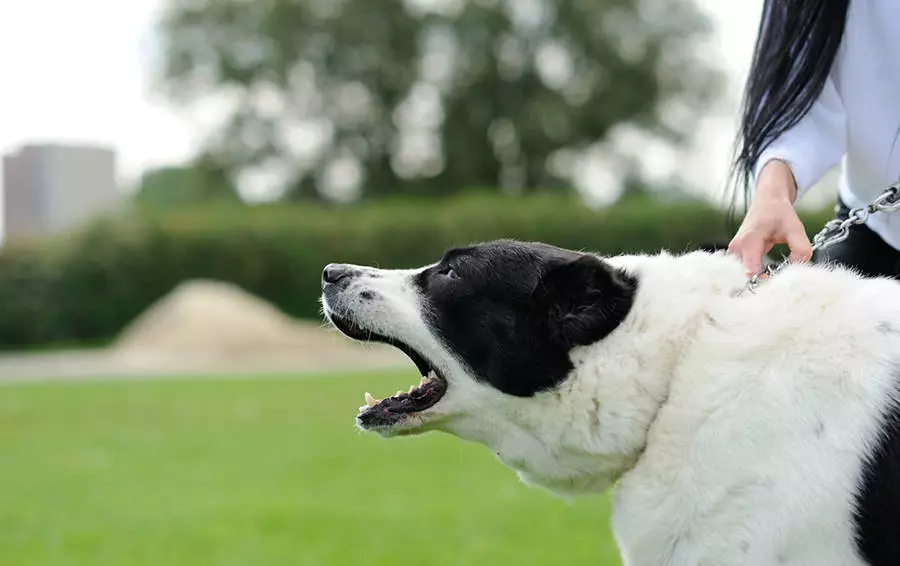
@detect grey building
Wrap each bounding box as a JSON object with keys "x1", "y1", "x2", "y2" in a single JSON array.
[{"x1": 2, "y1": 143, "x2": 121, "y2": 241}]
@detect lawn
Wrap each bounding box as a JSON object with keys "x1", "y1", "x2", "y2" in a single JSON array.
[{"x1": 0, "y1": 371, "x2": 620, "y2": 566}]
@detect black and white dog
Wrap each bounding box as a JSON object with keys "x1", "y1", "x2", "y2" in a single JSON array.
[{"x1": 320, "y1": 239, "x2": 900, "y2": 566}]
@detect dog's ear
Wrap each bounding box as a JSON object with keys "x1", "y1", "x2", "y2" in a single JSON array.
[{"x1": 534, "y1": 254, "x2": 637, "y2": 348}]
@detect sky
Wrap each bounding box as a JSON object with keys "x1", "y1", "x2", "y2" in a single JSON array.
[
  {"x1": 0, "y1": 1, "x2": 792, "y2": 223},
  {"x1": 0, "y1": 0, "x2": 196, "y2": 184}
]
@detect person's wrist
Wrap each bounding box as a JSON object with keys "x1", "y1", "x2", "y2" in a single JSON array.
[{"x1": 756, "y1": 159, "x2": 799, "y2": 204}]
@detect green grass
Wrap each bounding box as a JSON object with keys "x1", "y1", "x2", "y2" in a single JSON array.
[{"x1": 0, "y1": 371, "x2": 620, "y2": 566}]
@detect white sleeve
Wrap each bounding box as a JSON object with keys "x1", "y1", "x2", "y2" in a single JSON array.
[{"x1": 752, "y1": 74, "x2": 847, "y2": 201}]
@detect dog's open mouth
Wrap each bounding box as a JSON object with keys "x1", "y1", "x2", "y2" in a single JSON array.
[{"x1": 328, "y1": 313, "x2": 448, "y2": 428}]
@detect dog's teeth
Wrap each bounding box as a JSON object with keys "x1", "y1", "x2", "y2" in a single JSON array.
[
  {"x1": 365, "y1": 392, "x2": 378, "y2": 406},
  {"x1": 419, "y1": 376, "x2": 428, "y2": 386},
  {"x1": 396, "y1": 390, "x2": 405, "y2": 397},
  {"x1": 409, "y1": 385, "x2": 417, "y2": 394}
]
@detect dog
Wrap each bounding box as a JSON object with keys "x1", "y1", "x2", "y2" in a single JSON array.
[{"x1": 320, "y1": 239, "x2": 900, "y2": 566}]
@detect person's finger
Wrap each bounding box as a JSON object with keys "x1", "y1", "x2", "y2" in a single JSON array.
[
  {"x1": 726, "y1": 235, "x2": 741, "y2": 256},
  {"x1": 786, "y1": 229, "x2": 813, "y2": 264},
  {"x1": 735, "y1": 234, "x2": 767, "y2": 276}
]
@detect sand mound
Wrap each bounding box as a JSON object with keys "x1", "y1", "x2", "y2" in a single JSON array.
[
  {"x1": 109, "y1": 279, "x2": 408, "y2": 374},
  {"x1": 114, "y1": 279, "x2": 341, "y2": 356}
]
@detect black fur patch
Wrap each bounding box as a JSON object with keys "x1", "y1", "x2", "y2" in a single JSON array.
[
  {"x1": 413, "y1": 240, "x2": 637, "y2": 397},
  {"x1": 853, "y1": 378, "x2": 900, "y2": 565}
]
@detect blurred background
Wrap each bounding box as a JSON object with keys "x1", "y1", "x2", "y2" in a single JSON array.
[{"x1": 0, "y1": 1, "x2": 840, "y2": 565}]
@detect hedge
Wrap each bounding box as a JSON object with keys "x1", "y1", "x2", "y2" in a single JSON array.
[{"x1": 0, "y1": 191, "x2": 834, "y2": 349}]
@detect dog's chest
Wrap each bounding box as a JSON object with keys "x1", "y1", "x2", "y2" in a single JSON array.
[
  {"x1": 610, "y1": 468, "x2": 772, "y2": 565},
  {"x1": 606, "y1": 384, "x2": 876, "y2": 566},
  {"x1": 610, "y1": 476, "x2": 867, "y2": 566}
]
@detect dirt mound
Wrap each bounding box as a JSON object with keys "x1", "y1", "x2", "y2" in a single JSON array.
[
  {"x1": 113, "y1": 280, "x2": 333, "y2": 354},
  {"x1": 108, "y1": 280, "x2": 407, "y2": 376}
]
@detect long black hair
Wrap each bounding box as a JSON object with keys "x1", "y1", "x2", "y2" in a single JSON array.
[{"x1": 728, "y1": 0, "x2": 851, "y2": 217}]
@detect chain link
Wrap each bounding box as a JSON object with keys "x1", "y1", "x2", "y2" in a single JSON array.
[{"x1": 739, "y1": 182, "x2": 900, "y2": 295}]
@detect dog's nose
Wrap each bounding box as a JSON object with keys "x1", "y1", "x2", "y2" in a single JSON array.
[{"x1": 322, "y1": 263, "x2": 353, "y2": 286}]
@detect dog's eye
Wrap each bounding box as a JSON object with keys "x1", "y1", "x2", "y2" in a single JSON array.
[{"x1": 440, "y1": 265, "x2": 460, "y2": 279}]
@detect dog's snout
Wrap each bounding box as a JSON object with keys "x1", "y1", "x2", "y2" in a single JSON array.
[{"x1": 322, "y1": 263, "x2": 354, "y2": 287}]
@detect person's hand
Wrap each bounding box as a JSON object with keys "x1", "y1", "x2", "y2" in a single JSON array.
[{"x1": 728, "y1": 159, "x2": 813, "y2": 276}]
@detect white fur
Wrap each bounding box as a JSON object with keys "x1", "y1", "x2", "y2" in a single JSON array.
[{"x1": 322, "y1": 250, "x2": 900, "y2": 565}]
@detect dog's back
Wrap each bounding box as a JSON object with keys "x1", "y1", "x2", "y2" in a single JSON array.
[{"x1": 611, "y1": 256, "x2": 900, "y2": 566}]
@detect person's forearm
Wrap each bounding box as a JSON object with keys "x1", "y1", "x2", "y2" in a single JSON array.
[{"x1": 751, "y1": 76, "x2": 846, "y2": 202}]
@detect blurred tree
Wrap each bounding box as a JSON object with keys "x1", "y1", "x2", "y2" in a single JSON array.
[
  {"x1": 135, "y1": 154, "x2": 240, "y2": 210},
  {"x1": 155, "y1": 0, "x2": 722, "y2": 201}
]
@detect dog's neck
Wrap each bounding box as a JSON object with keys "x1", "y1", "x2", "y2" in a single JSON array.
[{"x1": 484, "y1": 252, "x2": 747, "y2": 497}]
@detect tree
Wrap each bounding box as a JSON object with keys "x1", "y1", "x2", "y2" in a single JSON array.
[{"x1": 155, "y1": 0, "x2": 722, "y2": 202}]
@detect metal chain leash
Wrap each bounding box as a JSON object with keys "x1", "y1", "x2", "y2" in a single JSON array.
[{"x1": 740, "y1": 181, "x2": 900, "y2": 295}]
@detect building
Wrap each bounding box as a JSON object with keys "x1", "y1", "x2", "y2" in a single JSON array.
[{"x1": 2, "y1": 143, "x2": 121, "y2": 241}]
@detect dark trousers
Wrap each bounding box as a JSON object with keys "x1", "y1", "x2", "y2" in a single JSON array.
[{"x1": 812, "y1": 198, "x2": 900, "y2": 279}]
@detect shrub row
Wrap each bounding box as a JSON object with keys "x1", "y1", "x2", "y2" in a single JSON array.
[{"x1": 0, "y1": 191, "x2": 835, "y2": 349}]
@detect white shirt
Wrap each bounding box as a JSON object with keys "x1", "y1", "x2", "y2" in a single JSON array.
[{"x1": 754, "y1": 0, "x2": 900, "y2": 250}]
